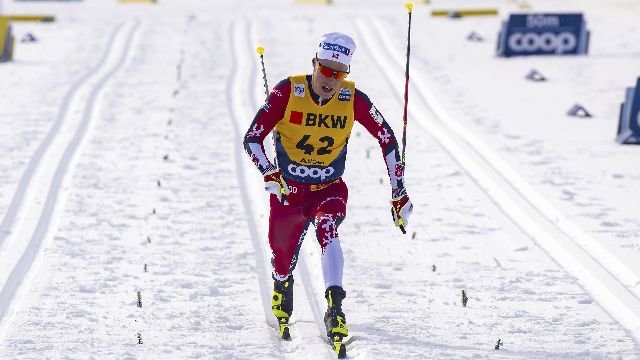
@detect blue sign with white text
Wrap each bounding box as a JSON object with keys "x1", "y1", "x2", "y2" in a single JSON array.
[
  {"x1": 616, "y1": 78, "x2": 640, "y2": 145},
  {"x1": 497, "y1": 13, "x2": 589, "y2": 57}
]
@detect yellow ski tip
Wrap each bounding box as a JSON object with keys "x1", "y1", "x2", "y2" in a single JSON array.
[
  {"x1": 256, "y1": 46, "x2": 265, "y2": 56},
  {"x1": 405, "y1": 3, "x2": 414, "y2": 13}
]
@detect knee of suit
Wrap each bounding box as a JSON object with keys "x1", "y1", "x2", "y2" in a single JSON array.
[
  {"x1": 270, "y1": 239, "x2": 292, "y2": 255},
  {"x1": 315, "y1": 213, "x2": 345, "y2": 250}
]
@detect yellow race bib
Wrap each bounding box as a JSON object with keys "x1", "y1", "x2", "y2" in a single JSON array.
[{"x1": 275, "y1": 75, "x2": 355, "y2": 183}]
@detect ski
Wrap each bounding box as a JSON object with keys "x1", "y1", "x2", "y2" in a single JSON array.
[
  {"x1": 276, "y1": 317, "x2": 353, "y2": 358},
  {"x1": 277, "y1": 318, "x2": 291, "y2": 341},
  {"x1": 331, "y1": 334, "x2": 347, "y2": 359},
  {"x1": 323, "y1": 334, "x2": 354, "y2": 358}
]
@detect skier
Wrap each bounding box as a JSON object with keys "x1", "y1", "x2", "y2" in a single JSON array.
[{"x1": 243, "y1": 32, "x2": 413, "y2": 345}]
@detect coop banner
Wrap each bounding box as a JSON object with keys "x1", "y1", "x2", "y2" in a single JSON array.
[{"x1": 497, "y1": 13, "x2": 589, "y2": 57}]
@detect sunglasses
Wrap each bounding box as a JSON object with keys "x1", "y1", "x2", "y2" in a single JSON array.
[{"x1": 316, "y1": 57, "x2": 350, "y2": 80}]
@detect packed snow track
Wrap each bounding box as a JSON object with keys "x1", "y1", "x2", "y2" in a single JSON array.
[
  {"x1": 0, "y1": 20, "x2": 140, "y2": 339},
  {"x1": 0, "y1": 0, "x2": 638, "y2": 359}
]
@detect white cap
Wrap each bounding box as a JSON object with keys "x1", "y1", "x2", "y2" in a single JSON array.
[{"x1": 316, "y1": 32, "x2": 356, "y2": 66}]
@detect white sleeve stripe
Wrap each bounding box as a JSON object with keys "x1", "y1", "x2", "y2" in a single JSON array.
[
  {"x1": 385, "y1": 149, "x2": 403, "y2": 190},
  {"x1": 249, "y1": 142, "x2": 273, "y2": 170}
]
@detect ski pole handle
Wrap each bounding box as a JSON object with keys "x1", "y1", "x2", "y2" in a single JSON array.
[
  {"x1": 405, "y1": 2, "x2": 413, "y2": 13},
  {"x1": 391, "y1": 208, "x2": 407, "y2": 234},
  {"x1": 279, "y1": 174, "x2": 287, "y2": 205},
  {"x1": 279, "y1": 187, "x2": 287, "y2": 204}
]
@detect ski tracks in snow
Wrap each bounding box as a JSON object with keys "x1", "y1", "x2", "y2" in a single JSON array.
[
  {"x1": 228, "y1": 18, "x2": 337, "y2": 359},
  {"x1": 355, "y1": 19, "x2": 640, "y2": 344},
  {"x1": 0, "y1": 20, "x2": 141, "y2": 341}
]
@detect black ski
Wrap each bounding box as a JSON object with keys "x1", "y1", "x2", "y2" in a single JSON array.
[
  {"x1": 324, "y1": 334, "x2": 354, "y2": 358},
  {"x1": 331, "y1": 334, "x2": 347, "y2": 358}
]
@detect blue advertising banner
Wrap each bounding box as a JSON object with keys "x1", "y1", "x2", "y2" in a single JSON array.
[
  {"x1": 497, "y1": 13, "x2": 589, "y2": 57},
  {"x1": 617, "y1": 78, "x2": 640, "y2": 145}
]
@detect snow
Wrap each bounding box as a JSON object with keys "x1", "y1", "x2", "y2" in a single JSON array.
[{"x1": 0, "y1": 0, "x2": 639, "y2": 358}]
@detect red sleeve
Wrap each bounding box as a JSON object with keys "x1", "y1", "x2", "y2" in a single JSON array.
[
  {"x1": 245, "y1": 78, "x2": 290, "y2": 143},
  {"x1": 354, "y1": 89, "x2": 398, "y2": 154},
  {"x1": 242, "y1": 78, "x2": 290, "y2": 175},
  {"x1": 354, "y1": 89, "x2": 406, "y2": 192}
]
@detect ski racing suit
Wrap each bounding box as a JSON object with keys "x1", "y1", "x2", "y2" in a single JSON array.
[{"x1": 243, "y1": 74, "x2": 406, "y2": 288}]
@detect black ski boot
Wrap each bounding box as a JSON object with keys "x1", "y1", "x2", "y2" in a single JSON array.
[
  {"x1": 272, "y1": 275, "x2": 294, "y2": 340},
  {"x1": 324, "y1": 286, "x2": 348, "y2": 358}
]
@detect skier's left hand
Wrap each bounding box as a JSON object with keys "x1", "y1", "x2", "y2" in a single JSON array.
[
  {"x1": 264, "y1": 168, "x2": 290, "y2": 205},
  {"x1": 391, "y1": 188, "x2": 413, "y2": 234}
]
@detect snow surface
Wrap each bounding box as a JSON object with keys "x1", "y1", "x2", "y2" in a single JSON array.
[{"x1": 0, "y1": 0, "x2": 639, "y2": 358}]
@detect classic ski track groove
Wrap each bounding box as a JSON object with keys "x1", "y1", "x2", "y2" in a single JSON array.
[
  {"x1": 356, "y1": 19, "x2": 640, "y2": 343},
  {"x1": 246, "y1": 22, "x2": 333, "y2": 348},
  {"x1": 0, "y1": 20, "x2": 141, "y2": 340},
  {"x1": 227, "y1": 18, "x2": 286, "y2": 357},
  {"x1": 369, "y1": 20, "x2": 640, "y2": 300},
  {"x1": 0, "y1": 25, "x2": 123, "y2": 252},
  {"x1": 231, "y1": 18, "x2": 337, "y2": 359}
]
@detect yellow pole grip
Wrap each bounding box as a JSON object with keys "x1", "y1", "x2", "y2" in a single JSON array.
[
  {"x1": 405, "y1": 3, "x2": 414, "y2": 13},
  {"x1": 256, "y1": 46, "x2": 265, "y2": 56}
]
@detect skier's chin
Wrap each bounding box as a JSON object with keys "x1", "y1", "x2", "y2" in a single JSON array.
[{"x1": 320, "y1": 85, "x2": 335, "y2": 98}]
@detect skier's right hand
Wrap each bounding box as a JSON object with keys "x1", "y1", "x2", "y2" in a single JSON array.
[
  {"x1": 264, "y1": 168, "x2": 289, "y2": 205},
  {"x1": 391, "y1": 187, "x2": 413, "y2": 234}
]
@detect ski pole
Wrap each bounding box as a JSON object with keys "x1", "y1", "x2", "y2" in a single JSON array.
[
  {"x1": 256, "y1": 46, "x2": 287, "y2": 205},
  {"x1": 401, "y1": 2, "x2": 412, "y2": 167},
  {"x1": 398, "y1": 2, "x2": 413, "y2": 234},
  {"x1": 256, "y1": 46, "x2": 270, "y2": 98}
]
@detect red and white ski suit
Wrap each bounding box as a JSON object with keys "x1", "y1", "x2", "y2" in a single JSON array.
[{"x1": 243, "y1": 75, "x2": 405, "y2": 285}]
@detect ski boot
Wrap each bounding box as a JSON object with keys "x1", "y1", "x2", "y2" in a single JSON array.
[
  {"x1": 272, "y1": 275, "x2": 294, "y2": 340},
  {"x1": 324, "y1": 286, "x2": 348, "y2": 358}
]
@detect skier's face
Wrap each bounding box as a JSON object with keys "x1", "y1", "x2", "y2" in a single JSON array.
[{"x1": 311, "y1": 57, "x2": 349, "y2": 99}]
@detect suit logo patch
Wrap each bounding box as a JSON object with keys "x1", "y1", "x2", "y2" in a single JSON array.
[
  {"x1": 369, "y1": 105, "x2": 384, "y2": 125},
  {"x1": 294, "y1": 84, "x2": 305, "y2": 97},
  {"x1": 378, "y1": 128, "x2": 391, "y2": 144},
  {"x1": 395, "y1": 163, "x2": 404, "y2": 178},
  {"x1": 338, "y1": 88, "x2": 351, "y2": 101}
]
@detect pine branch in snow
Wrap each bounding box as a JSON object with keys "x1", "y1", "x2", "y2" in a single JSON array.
[
  {"x1": 495, "y1": 338, "x2": 503, "y2": 350},
  {"x1": 137, "y1": 291, "x2": 142, "y2": 308},
  {"x1": 136, "y1": 333, "x2": 143, "y2": 344},
  {"x1": 461, "y1": 290, "x2": 469, "y2": 307}
]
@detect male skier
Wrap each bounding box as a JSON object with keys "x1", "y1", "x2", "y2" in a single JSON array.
[{"x1": 243, "y1": 33, "x2": 413, "y2": 344}]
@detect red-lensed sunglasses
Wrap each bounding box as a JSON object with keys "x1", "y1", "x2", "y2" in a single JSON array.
[{"x1": 316, "y1": 57, "x2": 350, "y2": 80}]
